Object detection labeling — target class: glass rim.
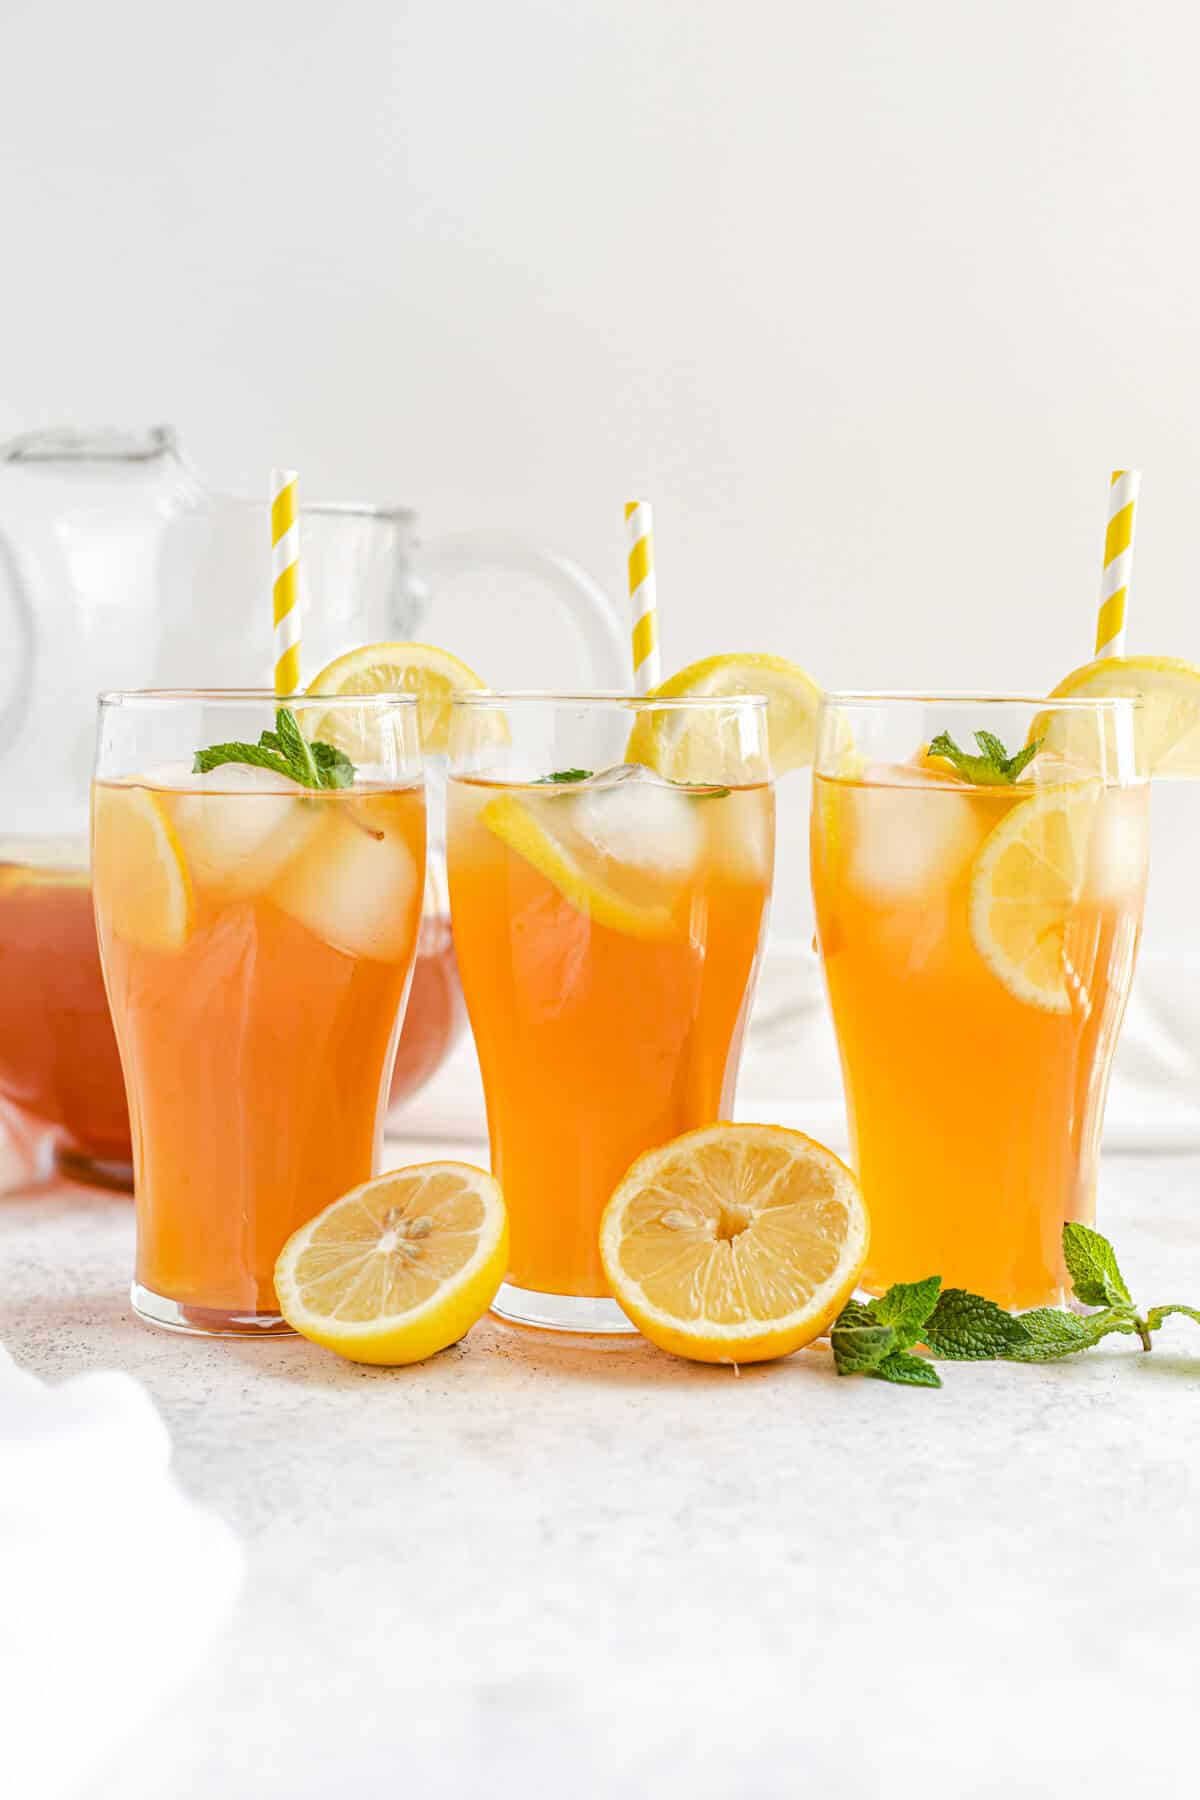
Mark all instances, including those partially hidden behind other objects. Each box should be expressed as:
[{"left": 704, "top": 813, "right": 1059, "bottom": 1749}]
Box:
[
  {"left": 96, "top": 688, "right": 419, "bottom": 708},
  {"left": 821, "top": 690, "right": 1141, "bottom": 711},
  {"left": 450, "top": 689, "right": 769, "bottom": 711}
]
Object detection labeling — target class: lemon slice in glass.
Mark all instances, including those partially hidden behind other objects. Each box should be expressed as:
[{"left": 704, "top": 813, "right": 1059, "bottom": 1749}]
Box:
[
  {"left": 275, "top": 1162, "right": 508, "bottom": 1365},
  {"left": 306, "top": 641, "right": 490, "bottom": 757},
  {"left": 625, "top": 653, "right": 821, "bottom": 783},
  {"left": 599, "top": 1123, "right": 868, "bottom": 1364},
  {"left": 481, "top": 789, "right": 678, "bottom": 940},
  {"left": 1049, "top": 655, "right": 1200, "bottom": 775},
  {"left": 91, "top": 784, "right": 192, "bottom": 952},
  {"left": 969, "top": 786, "right": 1103, "bottom": 1013}
]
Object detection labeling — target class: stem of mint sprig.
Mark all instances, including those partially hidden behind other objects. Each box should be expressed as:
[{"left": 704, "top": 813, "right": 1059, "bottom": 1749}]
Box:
[
  {"left": 193, "top": 705, "right": 355, "bottom": 790},
  {"left": 830, "top": 1223, "right": 1200, "bottom": 1390}
]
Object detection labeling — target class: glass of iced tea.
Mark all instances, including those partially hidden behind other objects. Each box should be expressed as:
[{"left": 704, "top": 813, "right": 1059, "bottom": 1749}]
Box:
[
  {"left": 810, "top": 693, "right": 1148, "bottom": 1309},
  {"left": 447, "top": 692, "right": 774, "bottom": 1333},
  {"left": 92, "top": 690, "right": 425, "bottom": 1335}
]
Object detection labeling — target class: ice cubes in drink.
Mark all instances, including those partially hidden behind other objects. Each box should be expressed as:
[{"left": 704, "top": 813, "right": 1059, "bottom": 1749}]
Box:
[
  {"left": 164, "top": 764, "right": 322, "bottom": 900},
  {"left": 273, "top": 799, "right": 420, "bottom": 962},
  {"left": 568, "top": 765, "right": 704, "bottom": 877},
  {"left": 845, "top": 766, "right": 982, "bottom": 902}
]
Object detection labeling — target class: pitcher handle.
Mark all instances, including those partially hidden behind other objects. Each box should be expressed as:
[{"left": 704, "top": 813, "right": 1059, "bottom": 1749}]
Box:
[
  {"left": 419, "top": 529, "right": 628, "bottom": 690},
  {"left": 0, "top": 526, "right": 35, "bottom": 757}
]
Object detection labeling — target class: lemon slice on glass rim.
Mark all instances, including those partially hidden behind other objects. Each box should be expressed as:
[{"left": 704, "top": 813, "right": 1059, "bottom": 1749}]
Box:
[
  {"left": 1048, "top": 655, "right": 1200, "bottom": 775},
  {"left": 599, "top": 1123, "right": 868, "bottom": 1364},
  {"left": 625, "top": 653, "right": 822, "bottom": 783},
  {"left": 275, "top": 1162, "right": 508, "bottom": 1365},
  {"left": 305, "top": 641, "right": 491, "bottom": 759}
]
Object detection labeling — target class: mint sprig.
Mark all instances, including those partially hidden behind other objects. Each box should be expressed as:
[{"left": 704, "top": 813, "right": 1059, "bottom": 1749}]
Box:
[
  {"left": 926, "top": 729, "right": 1042, "bottom": 786},
  {"left": 831, "top": 1223, "right": 1200, "bottom": 1389},
  {"left": 193, "top": 706, "right": 355, "bottom": 790}
]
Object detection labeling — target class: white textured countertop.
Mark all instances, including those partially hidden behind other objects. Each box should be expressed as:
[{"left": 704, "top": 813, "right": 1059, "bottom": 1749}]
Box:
[{"left": 3, "top": 1144, "right": 1199, "bottom": 1799}]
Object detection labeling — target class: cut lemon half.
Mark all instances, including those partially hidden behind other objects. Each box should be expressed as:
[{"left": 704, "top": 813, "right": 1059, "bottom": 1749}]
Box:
[
  {"left": 481, "top": 790, "right": 677, "bottom": 939},
  {"left": 306, "top": 641, "right": 490, "bottom": 756},
  {"left": 91, "top": 784, "right": 192, "bottom": 952},
  {"left": 599, "top": 1123, "right": 868, "bottom": 1364},
  {"left": 274, "top": 1162, "right": 508, "bottom": 1365},
  {"left": 969, "top": 785, "right": 1102, "bottom": 1013},
  {"left": 1048, "top": 655, "right": 1200, "bottom": 775},
  {"left": 626, "top": 653, "right": 821, "bottom": 783}
]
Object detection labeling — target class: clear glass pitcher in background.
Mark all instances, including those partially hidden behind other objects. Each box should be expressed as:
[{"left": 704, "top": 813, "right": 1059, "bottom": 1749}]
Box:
[{"left": 0, "top": 425, "right": 627, "bottom": 1190}]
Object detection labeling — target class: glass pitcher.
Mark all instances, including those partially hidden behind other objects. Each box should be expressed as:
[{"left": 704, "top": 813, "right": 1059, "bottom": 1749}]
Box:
[{"left": 0, "top": 425, "right": 626, "bottom": 1189}]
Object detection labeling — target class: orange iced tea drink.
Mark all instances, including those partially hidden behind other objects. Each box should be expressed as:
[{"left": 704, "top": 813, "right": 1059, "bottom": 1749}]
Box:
[
  {"left": 0, "top": 849, "right": 131, "bottom": 1181},
  {"left": 447, "top": 693, "right": 773, "bottom": 1332},
  {"left": 811, "top": 696, "right": 1147, "bottom": 1309},
  {"left": 92, "top": 691, "right": 425, "bottom": 1335}
]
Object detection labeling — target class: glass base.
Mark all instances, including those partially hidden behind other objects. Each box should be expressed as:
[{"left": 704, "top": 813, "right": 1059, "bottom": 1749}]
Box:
[
  {"left": 491, "top": 1281, "right": 638, "bottom": 1335},
  {"left": 56, "top": 1143, "right": 134, "bottom": 1193},
  {"left": 132, "top": 1282, "right": 296, "bottom": 1338}
]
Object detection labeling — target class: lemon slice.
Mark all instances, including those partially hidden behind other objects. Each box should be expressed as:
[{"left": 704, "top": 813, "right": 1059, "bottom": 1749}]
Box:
[
  {"left": 307, "top": 641, "right": 490, "bottom": 755},
  {"left": 625, "top": 653, "right": 821, "bottom": 782},
  {"left": 969, "top": 786, "right": 1102, "bottom": 1013},
  {"left": 91, "top": 784, "right": 192, "bottom": 952},
  {"left": 481, "top": 789, "right": 678, "bottom": 939},
  {"left": 1048, "top": 655, "right": 1200, "bottom": 774},
  {"left": 274, "top": 1162, "right": 508, "bottom": 1365},
  {"left": 599, "top": 1123, "right": 868, "bottom": 1364}
]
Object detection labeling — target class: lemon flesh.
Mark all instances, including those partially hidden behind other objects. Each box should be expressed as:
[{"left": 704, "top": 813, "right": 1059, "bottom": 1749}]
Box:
[
  {"left": 625, "top": 653, "right": 821, "bottom": 782},
  {"left": 481, "top": 789, "right": 679, "bottom": 940},
  {"left": 599, "top": 1123, "right": 868, "bottom": 1364},
  {"left": 307, "top": 641, "right": 489, "bottom": 755},
  {"left": 969, "top": 787, "right": 1105, "bottom": 1013},
  {"left": 91, "top": 784, "right": 192, "bottom": 952},
  {"left": 1049, "top": 655, "right": 1200, "bottom": 775},
  {"left": 274, "top": 1162, "right": 508, "bottom": 1365}
]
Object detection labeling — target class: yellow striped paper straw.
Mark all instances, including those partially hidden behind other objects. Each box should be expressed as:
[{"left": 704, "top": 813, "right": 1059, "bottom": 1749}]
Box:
[
  {"left": 1094, "top": 469, "right": 1140, "bottom": 658},
  {"left": 271, "top": 468, "right": 301, "bottom": 695},
  {"left": 624, "top": 500, "right": 661, "bottom": 693}
]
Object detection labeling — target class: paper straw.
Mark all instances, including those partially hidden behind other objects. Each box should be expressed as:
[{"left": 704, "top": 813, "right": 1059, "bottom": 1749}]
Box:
[
  {"left": 624, "top": 500, "right": 661, "bottom": 693},
  {"left": 271, "top": 468, "right": 301, "bottom": 695},
  {"left": 1094, "top": 469, "right": 1140, "bottom": 658}
]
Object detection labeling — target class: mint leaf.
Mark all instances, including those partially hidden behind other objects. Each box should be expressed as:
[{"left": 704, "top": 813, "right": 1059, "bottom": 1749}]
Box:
[
  {"left": 1002, "top": 1307, "right": 1136, "bottom": 1362},
  {"left": 1062, "top": 1222, "right": 1132, "bottom": 1308},
  {"left": 868, "top": 1276, "right": 942, "bottom": 1351},
  {"left": 830, "top": 1312, "right": 896, "bottom": 1376},
  {"left": 275, "top": 707, "right": 321, "bottom": 787},
  {"left": 873, "top": 1350, "right": 941, "bottom": 1388},
  {"left": 194, "top": 706, "right": 355, "bottom": 791},
  {"left": 536, "top": 768, "right": 594, "bottom": 784},
  {"left": 193, "top": 742, "right": 293, "bottom": 780},
  {"left": 926, "top": 729, "right": 1043, "bottom": 787},
  {"left": 922, "top": 1288, "right": 1032, "bottom": 1360},
  {"left": 1146, "top": 1304, "right": 1200, "bottom": 1333}
]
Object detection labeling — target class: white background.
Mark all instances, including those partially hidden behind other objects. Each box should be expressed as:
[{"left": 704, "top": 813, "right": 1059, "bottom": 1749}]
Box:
[{"left": 2, "top": 0, "right": 1199, "bottom": 690}]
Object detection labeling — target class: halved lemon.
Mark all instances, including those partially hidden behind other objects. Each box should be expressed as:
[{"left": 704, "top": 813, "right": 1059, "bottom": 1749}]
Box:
[
  {"left": 599, "top": 1123, "right": 868, "bottom": 1364},
  {"left": 969, "top": 785, "right": 1102, "bottom": 1012},
  {"left": 1048, "top": 655, "right": 1200, "bottom": 774},
  {"left": 626, "top": 653, "right": 821, "bottom": 782},
  {"left": 91, "top": 784, "right": 192, "bottom": 952},
  {"left": 481, "top": 790, "right": 677, "bottom": 939},
  {"left": 274, "top": 1162, "right": 508, "bottom": 1365},
  {"left": 306, "top": 641, "right": 490, "bottom": 755}
]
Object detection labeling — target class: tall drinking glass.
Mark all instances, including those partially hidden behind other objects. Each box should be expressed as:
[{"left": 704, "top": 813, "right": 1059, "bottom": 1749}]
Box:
[
  {"left": 810, "top": 694, "right": 1147, "bottom": 1309},
  {"left": 92, "top": 691, "right": 425, "bottom": 1335},
  {"left": 447, "top": 692, "right": 774, "bottom": 1333}
]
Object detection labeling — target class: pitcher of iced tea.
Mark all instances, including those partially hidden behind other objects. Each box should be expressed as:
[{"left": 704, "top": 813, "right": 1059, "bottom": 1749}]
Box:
[{"left": 0, "top": 425, "right": 626, "bottom": 1187}]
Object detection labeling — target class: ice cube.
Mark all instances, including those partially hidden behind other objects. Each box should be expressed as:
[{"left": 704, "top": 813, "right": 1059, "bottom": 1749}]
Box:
[
  {"left": 848, "top": 782, "right": 981, "bottom": 902},
  {"left": 273, "top": 808, "right": 420, "bottom": 961},
  {"left": 1086, "top": 788, "right": 1150, "bottom": 902},
  {"left": 568, "top": 768, "right": 704, "bottom": 876},
  {"left": 167, "top": 766, "right": 321, "bottom": 898}
]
